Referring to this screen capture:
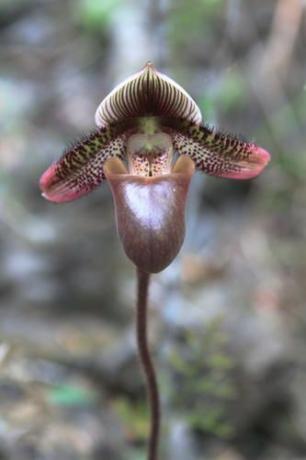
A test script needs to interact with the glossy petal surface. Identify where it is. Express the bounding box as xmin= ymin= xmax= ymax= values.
xmin=104 ymin=156 xmax=195 ymax=273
